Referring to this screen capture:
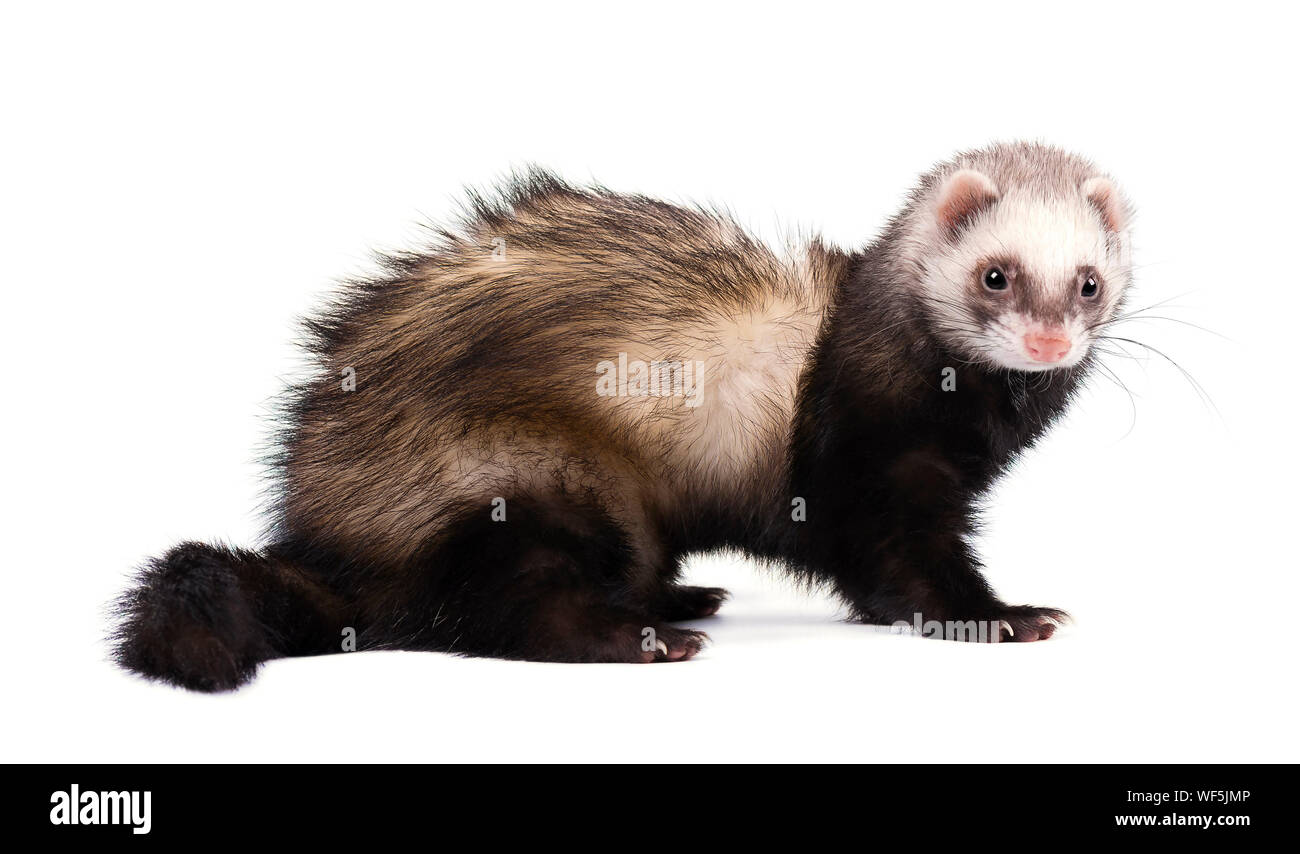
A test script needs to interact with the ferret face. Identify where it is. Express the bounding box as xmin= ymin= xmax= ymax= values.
xmin=910 ymin=160 xmax=1132 ymax=373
